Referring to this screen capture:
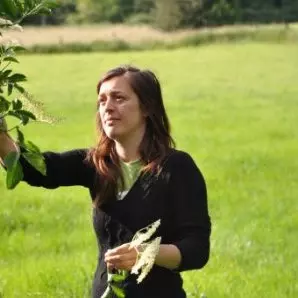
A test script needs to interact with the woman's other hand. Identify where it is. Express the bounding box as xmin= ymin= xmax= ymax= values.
xmin=104 ymin=243 xmax=138 ymax=271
